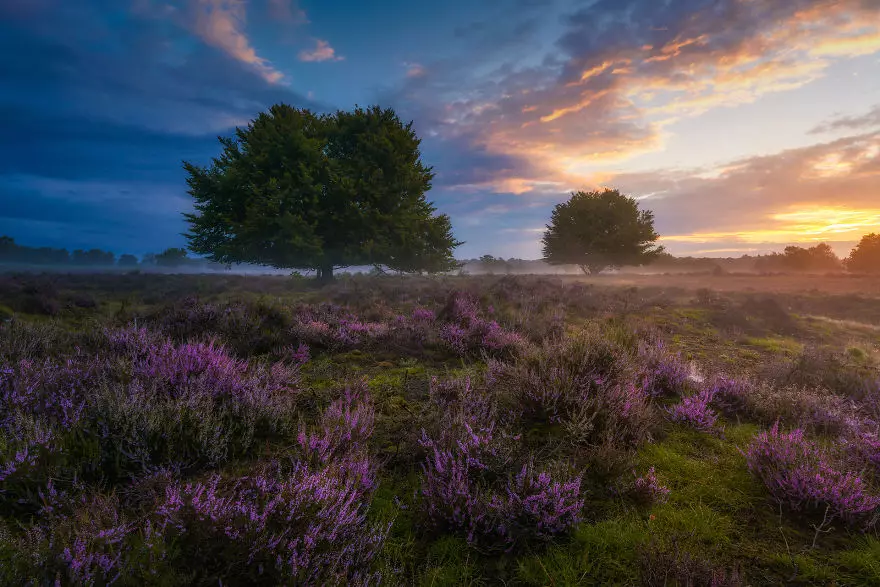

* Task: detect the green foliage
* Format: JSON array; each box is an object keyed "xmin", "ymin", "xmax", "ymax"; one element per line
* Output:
[
  {"xmin": 183, "ymin": 104, "xmax": 461, "ymax": 279},
  {"xmin": 542, "ymin": 188, "xmax": 663, "ymax": 274},
  {"xmin": 846, "ymin": 233, "xmax": 880, "ymax": 273}
]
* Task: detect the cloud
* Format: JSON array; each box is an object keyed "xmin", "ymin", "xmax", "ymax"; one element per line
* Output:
[
  {"xmin": 387, "ymin": 0, "xmax": 880, "ymax": 198},
  {"xmin": 405, "ymin": 62, "xmax": 426, "ymax": 78},
  {"xmin": 606, "ymin": 130, "xmax": 880, "ymax": 249},
  {"xmin": 810, "ymin": 104, "xmax": 880, "ymax": 134},
  {"xmin": 190, "ymin": 0, "xmax": 284, "ymax": 83},
  {"xmin": 268, "ymin": 0, "xmax": 308, "ymax": 23},
  {"xmin": 0, "ymin": 0, "xmax": 323, "ymax": 253},
  {"xmin": 298, "ymin": 39, "xmax": 343, "ymax": 62}
]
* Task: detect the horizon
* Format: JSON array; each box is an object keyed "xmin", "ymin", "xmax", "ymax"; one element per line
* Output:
[{"xmin": 1, "ymin": 0, "xmax": 879, "ymax": 260}]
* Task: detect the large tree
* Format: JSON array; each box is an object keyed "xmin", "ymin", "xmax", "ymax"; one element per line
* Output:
[
  {"xmin": 183, "ymin": 104, "xmax": 461, "ymax": 280},
  {"xmin": 845, "ymin": 233, "xmax": 880, "ymax": 273},
  {"xmin": 542, "ymin": 188, "xmax": 663, "ymax": 275}
]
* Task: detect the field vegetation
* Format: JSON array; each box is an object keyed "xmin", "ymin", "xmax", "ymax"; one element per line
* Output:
[{"xmin": 1, "ymin": 271, "xmax": 879, "ymax": 585}]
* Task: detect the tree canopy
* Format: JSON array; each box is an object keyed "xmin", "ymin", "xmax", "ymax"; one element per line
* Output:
[
  {"xmin": 183, "ymin": 104, "xmax": 461, "ymax": 280},
  {"xmin": 541, "ymin": 188, "xmax": 663, "ymax": 274},
  {"xmin": 845, "ymin": 233, "xmax": 880, "ymax": 273}
]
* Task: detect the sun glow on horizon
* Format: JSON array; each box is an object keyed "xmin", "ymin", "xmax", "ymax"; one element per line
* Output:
[{"xmin": 662, "ymin": 206, "xmax": 880, "ymax": 245}]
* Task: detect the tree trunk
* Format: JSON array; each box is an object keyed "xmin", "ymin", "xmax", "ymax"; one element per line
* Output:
[
  {"xmin": 579, "ymin": 264, "xmax": 605, "ymax": 275},
  {"xmin": 317, "ymin": 264, "xmax": 334, "ymax": 283}
]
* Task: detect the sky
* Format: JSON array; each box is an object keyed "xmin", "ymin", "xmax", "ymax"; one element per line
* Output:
[{"xmin": 1, "ymin": 0, "xmax": 879, "ymax": 260}]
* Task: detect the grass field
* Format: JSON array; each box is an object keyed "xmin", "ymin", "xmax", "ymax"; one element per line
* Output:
[{"xmin": 1, "ymin": 271, "xmax": 879, "ymax": 586}]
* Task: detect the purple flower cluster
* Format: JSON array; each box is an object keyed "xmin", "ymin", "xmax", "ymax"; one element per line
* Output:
[
  {"xmin": 290, "ymin": 305, "xmax": 391, "ymax": 350},
  {"xmin": 134, "ymin": 340, "xmax": 250, "ymax": 397},
  {"xmin": 419, "ymin": 423, "xmax": 582, "ymax": 549},
  {"xmin": 638, "ymin": 341, "xmax": 691, "ymax": 399},
  {"xmin": 438, "ymin": 292, "xmax": 527, "ymax": 358},
  {"xmin": 630, "ymin": 466, "xmax": 671, "ymax": 505},
  {"xmin": 418, "ymin": 379, "xmax": 583, "ymax": 550},
  {"xmin": 744, "ymin": 423, "xmax": 880, "ymax": 526},
  {"xmin": 488, "ymin": 464, "xmax": 583, "ymax": 545},
  {"xmin": 704, "ymin": 377, "xmax": 753, "ymax": 418},
  {"xmin": 668, "ymin": 389, "xmax": 719, "ymax": 432},
  {"xmin": 297, "ymin": 382, "xmax": 376, "ymax": 476},
  {"xmin": 489, "ymin": 340, "xmax": 654, "ymax": 448},
  {"xmin": 42, "ymin": 384, "xmax": 387, "ymax": 585},
  {"xmin": 155, "ymin": 462, "xmax": 388, "ymax": 585}
]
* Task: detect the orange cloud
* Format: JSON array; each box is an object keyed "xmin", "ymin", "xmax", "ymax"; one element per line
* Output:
[
  {"xmin": 192, "ymin": 0, "xmax": 284, "ymax": 83},
  {"xmin": 405, "ymin": 63, "xmax": 426, "ymax": 77},
  {"xmin": 610, "ymin": 131, "xmax": 880, "ymax": 249},
  {"xmin": 298, "ymin": 39, "xmax": 343, "ymax": 62},
  {"xmin": 406, "ymin": 0, "xmax": 880, "ymax": 199}
]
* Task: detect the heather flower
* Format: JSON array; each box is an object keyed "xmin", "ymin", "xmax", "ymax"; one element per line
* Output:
[
  {"xmin": 155, "ymin": 461, "xmax": 387, "ymax": 585},
  {"xmin": 297, "ymin": 382, "xmax": 375, "ymax": 473},
  {"xmin": 706, "ymin": 377, "xmax": 753, "ymax": 418},
  {"xmin": 287, "ymin": 343, "xmax": 310, "ymax": 365},
  {"xmin": 439, "ymin": 324, "xmax": 468, "ymax": 355},
  {"xmin": 133, "ymin": 340, "xmax": 248, "ymax": 398},
  {"xmin": 744, "ymin": 423, "xmax": 880, "ymax": 526},
  {"xmin": 488, "ymin": 464, "xmax": 583, "ymax": 546},
  {"xmin": 668, "ymin": 389, "xmax": 718, "ymax": 432},
  {"xmin": 638, "ymin": 341, "xmax": 690, "ymax": 399},
  {"xmin": 411, "ymin": 308, "xmax": 436, "ymax": 322},
  {"xmin": 630, "ymin": 466, "xmax": 670, "ymax": 505}
]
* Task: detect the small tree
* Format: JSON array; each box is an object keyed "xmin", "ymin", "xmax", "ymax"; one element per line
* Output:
[
  {"xmin": 184, "ymin": 103, "xmax": 461, "ymax": 281},
  {"xmin": 846, "ymin": 233, "xmax": 880, "ymax": 273},
  {"xmin": 155, "ymin": 248, "xmax": 189, "ymax": 267},
  {"xmin": 542, "ymin": 188, "xmax": 663, "ymax": 275}
]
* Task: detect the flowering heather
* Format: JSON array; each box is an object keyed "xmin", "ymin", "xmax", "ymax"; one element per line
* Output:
[
  {"xmin": 630, "ymin": 466, "xmax": 671, "ymax": 505},
  {"xmin": 286, "ymin": 343, "xmax": 311, "ymax": 365},
  {"xmin": 705, "ymin": 377, "xmax": 754, "ymax": 419},
  {"xmin": 709, "ymin": 377, "xmax": 864, "ymax": 434},
  {"xmin": 103, "ymin": 326, "xmax": 162, "ymax": 357},
  {"xmin": 297, "ymin": 382, "xmax": 376, "ymax": 471},
  {"xmin": 133, "ymin": 340, "xmax": 249, "ymax": 398},
  {"xmin": 744, "ymin": 423, "xmax": 880, "ymax": 526},
  {"xmin": 844, "ymin": 429, "xmax": 880, "ymax": 474},
  {"xmin": 668, "ymin": 390, "xmax": 719, "ymax": 432},
  {"xmin": 638, "ymin": 341, "xmax": 691, "ymax": 399},
  {"xmin": 428, "ymin": 375, "xmax": 470, "ymax": 408},
  {"xmin": 155, "ymin": 462, "xmax": 388, "ymax": 585},
  {"xmin": 419, "ymin": 423, "xmax": 582, "ymax": 549},
  {"xmin": 1, "ymin": 357, "xmax": 96, "ymax": 431},
  {"xmin": 488, "ymin": 464, "xmax": 583, "ymax": 546},
  {"xmin": 490, "ymin": 337, "xmax": 654, "ymax": 448},
  {"xmin": 411, "ymin": 307, "xmax": 436, "ymax": 322}
]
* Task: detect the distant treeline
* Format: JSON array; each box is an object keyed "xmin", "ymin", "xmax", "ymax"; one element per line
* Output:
[
  {"xmin": 0, "ymin": 237, "xmax": 222, "ymax": 269},
  {"xmin": 465, "ymin": 242, "xmax": 855, "ymax": 274}
]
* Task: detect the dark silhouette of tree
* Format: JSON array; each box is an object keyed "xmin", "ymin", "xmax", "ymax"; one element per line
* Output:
[
  {"xmin": 542, "ymin": 188, "xmax": 663, "ymax": 275},
  {"xmin": 183, "ymin": 103, "xmax": 461, "ymax": 281},
  {"xmin": 117, "ymin": 254, "xmax": 139, "ymax": 267},
  {"xmin": 155, "ymin": 248, "xmax": 189, "ymax": 267},
  {"xmin": 0, "ymin": 236, "xmax": 71, "ymax": 265},
  {"xmin": 71, "ymin": 249, "xmax": 115, "ymax": 266},
  {"xmin": 846, "ymin": 233, "xmax": 880, "ymax": 273},
  {"xmin": 780, "ymin": 243, "xmax": 841, "ymax": 271}
]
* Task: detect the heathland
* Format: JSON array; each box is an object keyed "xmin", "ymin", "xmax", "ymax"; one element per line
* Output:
[{"xmin": 1, "ymin": 271, "xmax": 879, "ymax": 585}]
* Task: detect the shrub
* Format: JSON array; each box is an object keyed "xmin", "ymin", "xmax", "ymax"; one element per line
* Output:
[
  {"xmin": 629, "ymin": 466, "xmax": 670, "ymax": 505},
  {"xmin": 154, "ymin": 461, "xmax": 388, "ymax": 586},
  {"xmin": 668, "ymin": 390, "xmax": 719, "ymax": 432},
  {"xmin": 491, "ymin": 334, "xmax": 655, "ymax": 450},
  {"xmin": 744, "ymin": 423, "xmax": 880, "ymax": 527},
  {"xmin": 637, "ymin": 341, "xmax": 691, "ymax": 399}
]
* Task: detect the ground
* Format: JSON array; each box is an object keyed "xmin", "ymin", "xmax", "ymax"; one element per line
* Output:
[{"xmin": 0, "ymin": 271, "xmax": 878, "ymax": 586}]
